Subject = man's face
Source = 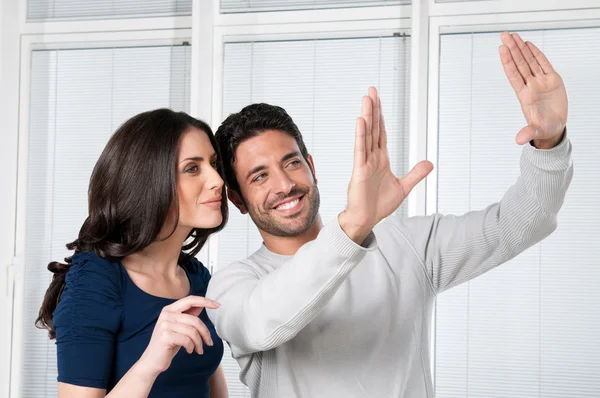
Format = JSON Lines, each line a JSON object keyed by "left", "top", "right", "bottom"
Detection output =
{"left": 231, "top": 129, "right": 320, "bottom": 237}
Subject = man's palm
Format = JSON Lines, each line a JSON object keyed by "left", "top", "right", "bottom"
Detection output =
{"left": 500, "top": 32, "right": 568, "bottom": 143}
{"left": 345, "top": 89, "right": 433, "bottom": 230}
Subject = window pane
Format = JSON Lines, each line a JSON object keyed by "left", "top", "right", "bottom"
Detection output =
{"left": 218, "top": 35, "right": 410, "bottom": 396}
{"left": 22, "top": 44, "right": 191, "bottom": 397}
{"left": 435, "top": 29, "right": 600, "bottom": 397}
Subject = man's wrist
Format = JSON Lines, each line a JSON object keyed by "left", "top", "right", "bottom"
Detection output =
{"left": 532, "top": 127, "right": 566, "bottom": 149}
{"left": 338, "top": 211, "right": 373, "bottom": 245}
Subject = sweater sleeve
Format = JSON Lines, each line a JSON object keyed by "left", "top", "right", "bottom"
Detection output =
{"left": 206, "top": 219, "right": 377, "bottom": 355}
{"left": 386, "top": 136, "right": 573, "bottom": 294}
{"left": 53, "top": 252, "right": 123, "bottom": 389}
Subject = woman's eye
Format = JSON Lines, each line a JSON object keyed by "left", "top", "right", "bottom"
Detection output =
{"left": 185, "top": 165, "right": 198, "bottom": 173}
{"left": 211, "top": 161, "right": 218, "bottom": 169}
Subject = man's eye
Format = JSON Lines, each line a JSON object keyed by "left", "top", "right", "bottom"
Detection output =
{"left": 253, "top": 173, "right": 266, "bottom": 182}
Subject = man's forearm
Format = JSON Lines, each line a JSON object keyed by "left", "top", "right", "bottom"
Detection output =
{"left": 207, "top": 220, "right": 376, "bottom": 355}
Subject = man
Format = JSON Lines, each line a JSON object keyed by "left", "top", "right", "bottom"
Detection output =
{"left": 206, "top": 32, "right": 573, "bottom": 397}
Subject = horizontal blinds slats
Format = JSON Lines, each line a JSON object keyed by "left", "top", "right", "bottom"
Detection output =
{"left": 23, "top": 45, "right": 190, "bottom": 397}
{"left": 27, "top": 0, "right": 192, "bottom": 21}
{"left": 218, "top": 35, "right": 409, "bottom": 396}
{"left": 435, "top": 0, "right": 493, "bottom": 3}
{"left": 220, "top": 0, "right": 407, "bottom": 13}
{"left": 435, "top": 29, "right": 600, "bottom": 397}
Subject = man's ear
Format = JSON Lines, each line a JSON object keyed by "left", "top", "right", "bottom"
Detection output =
{"left": 307, "top": 154, "right": 317, "bottom": 185}
{"left": 228, "top": 189, "right": 248, "bottom": 214}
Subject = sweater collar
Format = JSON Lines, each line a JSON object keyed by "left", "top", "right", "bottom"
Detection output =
{"left": 255, "top": 243, "right": 294, "bottom": 263}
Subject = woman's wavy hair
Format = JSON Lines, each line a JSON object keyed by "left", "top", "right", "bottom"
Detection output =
{"left": 36, "top": 108, "right": 228, "bottom": 339}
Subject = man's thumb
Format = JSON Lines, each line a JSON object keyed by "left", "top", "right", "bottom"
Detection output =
{"left": 401, "top": 160, "right": 434, "bottom": 196}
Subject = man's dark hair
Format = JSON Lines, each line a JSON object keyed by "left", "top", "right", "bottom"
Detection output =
{"left": 215, "top": 103, "right": 310, "bottom": 195}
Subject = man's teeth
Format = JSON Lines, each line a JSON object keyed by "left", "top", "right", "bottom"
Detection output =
{"left": 276, "top": 198, "right": 300, "bottom": 210}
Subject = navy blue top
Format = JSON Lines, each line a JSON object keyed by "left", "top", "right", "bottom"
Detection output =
{"left": 53, "top": 252, "right": 223, "bottom": 397}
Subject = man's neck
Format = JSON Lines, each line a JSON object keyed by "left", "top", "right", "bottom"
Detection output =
{"left": 260, "top": 215, "right": 324, "bottom": 256}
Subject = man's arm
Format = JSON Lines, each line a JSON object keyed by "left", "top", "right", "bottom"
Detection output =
{"left": 390, "top": 134, "right": 572, "bottom": 293}
{"left": 388, "top": 32, "right": 572, "bottom": 293}
{"left": 206, "top": 220, "right": 376, "bottom": 355}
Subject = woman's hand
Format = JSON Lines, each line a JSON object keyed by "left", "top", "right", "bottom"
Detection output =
{"left": 137, "top": 295, "right": 220, "bottom": 377}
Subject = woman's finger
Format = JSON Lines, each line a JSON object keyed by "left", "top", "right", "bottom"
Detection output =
{"left": 167, "top": 329, "right": 196, "bottom": 355}
{"left": 168, "top": 322, "right": 204, "bottom": 355}
{"left": 163, "top": 295, "right": 220, "bottom": 314}
{"left": 170, "top": 312, "right": 214, "bottom": 347}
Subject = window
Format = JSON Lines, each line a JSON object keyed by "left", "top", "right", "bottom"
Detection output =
{"left": 217, "top": 34, "right": 410, "bottom": 396}
{"left": 22, "top": 44, "right": 191, "bottom": 397}
{"left": 435, "top": 28, "right": 600, "bottom": 397}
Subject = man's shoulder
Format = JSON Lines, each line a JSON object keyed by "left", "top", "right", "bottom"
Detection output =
{"left": 206, "top": 255, "right": 272, "bottom": 298}
{"left": 211, "top": 255, "right": 272, "bottom": 280}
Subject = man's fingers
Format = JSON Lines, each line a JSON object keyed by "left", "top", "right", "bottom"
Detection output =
{"left": 369, "top": 87, "right": 380, "bottom": 150}
{"left": 526, "top": 41, "right": 556, "bottom": 75}
{"left": 400, "top": 160, "right": 434, "bottom": 196}
{"left": 164, "top": 295, "right": 220, "bottom": 313}
{"left": 354, "top": 117, "right": 367, "bottom": 166}
{"left": 362, "top": 96, "right": 373, "bottom": 154}
{"left": 379, "top": 101, "right": 387, "bottom": 149}
{"left": 512, "top": 33, "right": 543, "bottom": 77}
{"left": 500, "top": 31, "right": 532, "bottom": 83}
{"left": 499, "top": 45, "right": 526, "bottom": 94}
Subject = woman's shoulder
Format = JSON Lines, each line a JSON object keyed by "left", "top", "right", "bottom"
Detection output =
{"left": 182, "top": 256, "right": 212, "bottom": 294}
{"left": 54, "top": 252, "right": 124, "bottom": 331}
{"left": 65, "top": 251, "right": 124, "bottom": 292}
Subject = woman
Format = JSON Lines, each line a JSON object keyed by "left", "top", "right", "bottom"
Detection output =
{"left": 36, "top": 109, "right": 229, "bottom": 398}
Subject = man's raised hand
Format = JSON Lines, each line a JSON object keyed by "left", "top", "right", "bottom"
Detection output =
{"left": 339, "top": 87, "right": 433, "bottom": 244}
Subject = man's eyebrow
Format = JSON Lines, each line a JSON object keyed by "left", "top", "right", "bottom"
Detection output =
{"left": 245, "top": 151, "right": 301, "bottom": 180}
{"left": 246, "top": 164, "right": 266, "bottom": 180}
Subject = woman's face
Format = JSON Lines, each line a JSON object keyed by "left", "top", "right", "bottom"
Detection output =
{"left": 174, "top": 127, "right": 224, "bottom": 230}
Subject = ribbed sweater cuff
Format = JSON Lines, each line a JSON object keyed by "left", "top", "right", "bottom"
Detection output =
{"left": 327, "top": 215, "right": 378, "bottom": 259}
{"left": 523, "top": 129, "right": 572, "bottom": 171}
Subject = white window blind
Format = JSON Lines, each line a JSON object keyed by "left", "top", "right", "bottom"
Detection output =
{"left": 218, "top": 35, "right": 410, "bottom": 396}
{"left": 27, "top": 0, "right": 192, "bottom": 21}
{"left": 435, "top": 0, "right": 492, "bottom": 3}
{"left": 435, "top": 29, "right": 600, "bottom": 397}
{"left": 220, "top": 0, "right": 406, "bottom": 13}
{"left": 23, "top": 44, "right": 191, "bottom": 397}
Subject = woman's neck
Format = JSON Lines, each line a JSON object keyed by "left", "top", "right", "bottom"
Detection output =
{"left": 122, "top": 225, "right": 191, "bottom": 278}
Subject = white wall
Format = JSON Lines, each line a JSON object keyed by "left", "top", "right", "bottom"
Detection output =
{"left": 0, "top": 0, "right": 21, "bottom": 396}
